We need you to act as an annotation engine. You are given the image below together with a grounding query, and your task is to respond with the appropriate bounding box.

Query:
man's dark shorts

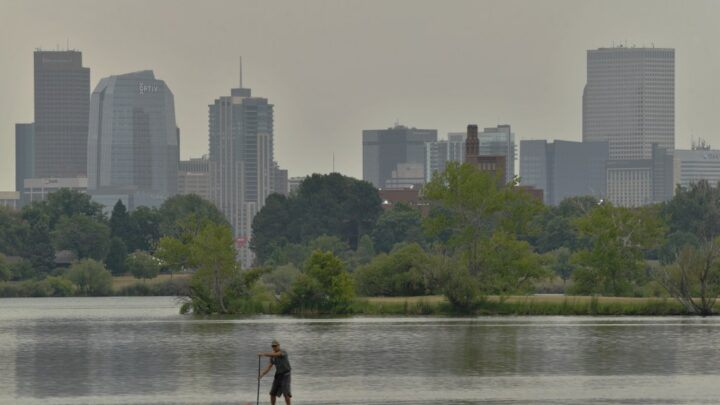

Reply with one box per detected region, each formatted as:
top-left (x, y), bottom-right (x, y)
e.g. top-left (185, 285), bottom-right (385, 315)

top-left (270, 372), bottom-right (292, 397)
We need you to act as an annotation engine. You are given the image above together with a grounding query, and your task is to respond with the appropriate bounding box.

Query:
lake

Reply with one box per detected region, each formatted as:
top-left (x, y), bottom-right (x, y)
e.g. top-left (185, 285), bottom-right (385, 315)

top-left (1, 297), bottom-right (720, 404)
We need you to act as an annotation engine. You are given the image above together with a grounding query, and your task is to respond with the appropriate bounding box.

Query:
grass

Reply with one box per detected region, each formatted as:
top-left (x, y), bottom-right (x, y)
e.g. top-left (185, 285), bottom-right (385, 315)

top-left (359, 295), bottom-right (688, 316)
top-left (112, 273), bottom-right (191, 290)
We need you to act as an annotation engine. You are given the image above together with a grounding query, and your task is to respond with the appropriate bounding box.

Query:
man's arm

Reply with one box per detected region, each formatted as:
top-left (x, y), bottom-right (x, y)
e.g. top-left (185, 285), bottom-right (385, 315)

top-left (258, 359), bottom-right (273, 380)
top-left (258, 351), bottom-right (285, 358)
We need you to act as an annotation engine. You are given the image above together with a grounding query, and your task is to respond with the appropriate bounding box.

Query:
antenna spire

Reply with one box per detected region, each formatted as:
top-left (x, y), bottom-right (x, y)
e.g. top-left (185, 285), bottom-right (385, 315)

top-left (239, 56), bottom-right (243, 88)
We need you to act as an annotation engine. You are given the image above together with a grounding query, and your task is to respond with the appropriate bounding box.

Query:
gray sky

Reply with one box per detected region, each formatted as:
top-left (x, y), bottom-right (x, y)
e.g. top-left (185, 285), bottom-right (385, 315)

top-left (1, 0), bottom-right (719, 191)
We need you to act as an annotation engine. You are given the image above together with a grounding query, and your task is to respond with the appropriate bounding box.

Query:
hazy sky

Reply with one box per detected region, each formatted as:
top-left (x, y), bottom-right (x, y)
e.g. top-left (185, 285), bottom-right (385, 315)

top-left (1, 0), bottom-right (719, 191)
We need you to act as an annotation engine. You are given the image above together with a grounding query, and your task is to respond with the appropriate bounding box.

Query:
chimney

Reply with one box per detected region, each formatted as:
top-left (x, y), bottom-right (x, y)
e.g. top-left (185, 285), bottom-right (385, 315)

top-left (465, 124), bottom-right (479, 163)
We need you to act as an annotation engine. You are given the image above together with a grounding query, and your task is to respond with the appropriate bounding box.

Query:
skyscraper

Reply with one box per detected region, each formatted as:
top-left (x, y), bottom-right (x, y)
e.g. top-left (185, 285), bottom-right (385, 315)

top-left (87, 70), bottom-right (178, 209)
top-left (208, 73), bottom-right (274, 267)
top-left (583, 46), bottom-right (674, 159)
top-left (362, 125), bottom-right (437, 188)
top-left (33, 50), bottom-right (90, 178)
top-left (583, 46), bottom-right (675, 206)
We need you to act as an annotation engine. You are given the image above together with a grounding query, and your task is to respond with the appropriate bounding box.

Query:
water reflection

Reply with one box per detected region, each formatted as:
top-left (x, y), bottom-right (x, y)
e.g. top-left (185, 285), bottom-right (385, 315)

top-left (3, 299), bottom-right (720, 404)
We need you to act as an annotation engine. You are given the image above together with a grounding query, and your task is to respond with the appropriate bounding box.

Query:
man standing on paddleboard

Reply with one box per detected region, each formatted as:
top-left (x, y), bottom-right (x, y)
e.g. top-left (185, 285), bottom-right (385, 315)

top-left (258, 339), bottom-right (292, 405)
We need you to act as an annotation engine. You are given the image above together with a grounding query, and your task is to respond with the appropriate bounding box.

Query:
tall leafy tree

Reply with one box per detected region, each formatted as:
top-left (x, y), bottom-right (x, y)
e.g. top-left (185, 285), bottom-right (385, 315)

top-left (570, 204), bottom-right (665, 296)
top-left (128, 206), bottom-right (161, 252)
top-left (371, 203), bottom-right (424, 253)
top-left (51, 214), bottom-right (111, 261)
top-left (252, 173), bottom-right (383, 263)
top-left (158, 194), bottom-right (227, 238)
top-left (282, 250), bottom-right (355, 313)
top-left (126, 250), bottom-right (160, 281)
top-left (109, 200), bottom-right (133, 246)
top-left (19, 205), bottom-right (55, 273)
top-left (0, 206), bottom-right (28, 256)
top-left (105, 237), bottom-right (128, 275)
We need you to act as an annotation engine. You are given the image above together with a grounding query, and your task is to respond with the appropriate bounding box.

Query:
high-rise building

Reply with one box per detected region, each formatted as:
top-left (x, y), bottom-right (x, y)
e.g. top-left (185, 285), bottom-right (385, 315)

top-left (33, 50), bottom-right (90, 178)
top-left (362, 125), bottom-right (437, 188)
top-left (15, 123), bottom-right (34, 195)
top-left (178, 156), bottom-right (212, 201)
top-left (583, 46), bottom-right (674, 160)
top-left (87, 71), bottom-right (178, 210)
top-left (465, 125), bottom-right (507, 184)
top-left (272, 163), bottom-right (289, 196)
top-left (520, 140), bottom-right (609, 205)
top-left (582, 46), bottom-right (674, 206)
top-left (478, 125), bottom-right (516, 180)
top-left (208, 72), bottom-right (274, 268)
top-left (605, 144), bottom-right (673, 207)
top-left (425, 141), bottom-right (449, 182)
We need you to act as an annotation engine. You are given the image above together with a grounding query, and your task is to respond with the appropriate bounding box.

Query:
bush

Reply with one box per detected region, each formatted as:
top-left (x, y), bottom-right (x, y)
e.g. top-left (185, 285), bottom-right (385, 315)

top-left (66, 259), bottom-right (113, 296)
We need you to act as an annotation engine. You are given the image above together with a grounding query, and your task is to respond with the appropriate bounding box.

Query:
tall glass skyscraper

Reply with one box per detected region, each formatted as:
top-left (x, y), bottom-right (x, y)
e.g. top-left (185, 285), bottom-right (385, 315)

top-left (33, 50), bottom-right (90, 178)
top-left (87, 71), bottom-right (178, 209)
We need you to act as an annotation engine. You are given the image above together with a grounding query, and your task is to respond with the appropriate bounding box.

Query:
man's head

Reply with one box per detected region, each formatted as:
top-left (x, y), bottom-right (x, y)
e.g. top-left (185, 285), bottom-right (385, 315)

top-left (271, 339), bottom-right (280, 352)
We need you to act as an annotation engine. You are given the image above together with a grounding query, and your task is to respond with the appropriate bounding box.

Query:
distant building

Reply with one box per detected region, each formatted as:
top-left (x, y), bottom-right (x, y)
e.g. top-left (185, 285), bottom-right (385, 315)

top-left (15, 123), bottom-right (34, 197)
top-left (178, 156), bottom-right (212, 201)
top-left (0, 192), bottom-right (21, 210)
top-left (606, 145), bottom-right (673, 207)
top-left (425, 141), bottom-right (449, 182)
top-left (520, 140), bottom-right (608, 205)
top-left (87, 70), bottom-right (179, 210)
top-left (583, 46), bottom-right (675, 160)
top-left (465, 125), bottom-right (507, 184)
top-left (478, 125), bottom-right (516, 180)
top-left (673, 149), bottom-right (720, 190)
top-left (362, 125), bottom-right (437, 188)
top-left (23, 177), bottom-right (87, 203)
top-left (288, 176), bottom-right (306, 194)
top-left (272, 163), bottom-right (289, 196)
top-left (208, 68), bottom-right (274, 268)
top-left (33, 50), bottom-right (90, 179)
top-left (378, 188), bottom-right (429, 216)
top-left (583, 46), bottom-right (675, 206)
top-left (385, 163), bottom-right (425, 189)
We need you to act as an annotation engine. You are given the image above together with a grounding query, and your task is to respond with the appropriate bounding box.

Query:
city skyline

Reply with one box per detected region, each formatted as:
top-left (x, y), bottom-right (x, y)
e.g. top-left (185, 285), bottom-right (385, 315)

top-left (2, 0), bottom-right (720, 191)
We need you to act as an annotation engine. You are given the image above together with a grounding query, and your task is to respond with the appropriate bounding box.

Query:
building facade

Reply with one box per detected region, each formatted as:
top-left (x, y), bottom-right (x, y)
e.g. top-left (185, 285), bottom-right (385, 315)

top-left (87, 70), bottom-right (178, 210)
top-left (673, 149), bottom-right (720, 190)
top-left (208, 83), bottom-right (274, 268)
top-left (582, 46), bottom-right (675, 207)
top-left (15, 123), bottom-right (34, 195)
top-left (23, 177), bottom-right (88, 203)
top-left (478, 125), bottom-right (516, 180)
top-left (605, 145), bottom-right (673, 207)
top-left (178, 156), bottom-right (212, 201)
top-left (520, 140), bottom-right (609, 205)
top-left (0, 192), bottom-right (21, 210)
top-left (33, 50), bottom-right (90, 178)
top-left (362, 125), bottom-right (437, 188)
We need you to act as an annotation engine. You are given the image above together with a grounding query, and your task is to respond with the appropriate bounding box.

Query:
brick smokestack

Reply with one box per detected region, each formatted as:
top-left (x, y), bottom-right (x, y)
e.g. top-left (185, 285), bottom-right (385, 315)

top-left (465, 124), bottom-right (479, 164)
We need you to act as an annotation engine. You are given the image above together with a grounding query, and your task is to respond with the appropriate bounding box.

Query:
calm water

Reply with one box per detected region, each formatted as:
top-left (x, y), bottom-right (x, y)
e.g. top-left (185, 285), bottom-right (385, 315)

top-left (1, 297), bottom-right (720, 404)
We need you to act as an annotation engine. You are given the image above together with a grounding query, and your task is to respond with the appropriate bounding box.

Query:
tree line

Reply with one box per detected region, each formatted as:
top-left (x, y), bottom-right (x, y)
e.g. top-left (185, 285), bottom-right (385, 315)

top-left (3, 165), bottom-right (720, 315)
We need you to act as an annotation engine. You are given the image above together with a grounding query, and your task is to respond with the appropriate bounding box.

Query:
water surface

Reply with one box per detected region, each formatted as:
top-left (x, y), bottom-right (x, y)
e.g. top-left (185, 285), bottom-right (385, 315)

top-left (1, 297), bottom-right (720, 404)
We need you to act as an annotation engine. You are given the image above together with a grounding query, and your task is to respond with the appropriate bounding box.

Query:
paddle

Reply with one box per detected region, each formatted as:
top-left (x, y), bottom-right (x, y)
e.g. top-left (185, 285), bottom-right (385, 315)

top-left (256, 354), bottom-right (261, 405)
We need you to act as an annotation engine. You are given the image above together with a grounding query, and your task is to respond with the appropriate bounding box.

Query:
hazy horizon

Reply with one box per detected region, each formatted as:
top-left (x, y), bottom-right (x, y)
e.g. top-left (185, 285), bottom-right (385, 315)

top-left (2, 0), bottom-right (719, 191)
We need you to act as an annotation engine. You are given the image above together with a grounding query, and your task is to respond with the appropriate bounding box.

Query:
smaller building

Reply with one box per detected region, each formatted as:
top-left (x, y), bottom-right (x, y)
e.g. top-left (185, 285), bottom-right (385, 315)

top-left (0, 192), bottom-right (21, 210)
top-left (378, 187), bottom-right (429, 216)
top-left (178, 156), bottom-right (212, 201)
top-left (673, 149), bottom-right (720, 190)
top-left (273, 163), bottom-right (289, 196)
top-left (23, 177), bottom-right (88, 203)
top-left (288, 176), bottom-right (306, 194)
top-left (606, 144), bottom-right (673, 207)
top-left (385, 163), bottom-right (425, 189)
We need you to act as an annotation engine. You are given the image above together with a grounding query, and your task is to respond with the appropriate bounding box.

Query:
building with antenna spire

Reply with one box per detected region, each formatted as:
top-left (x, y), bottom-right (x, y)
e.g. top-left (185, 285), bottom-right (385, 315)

top-left (208, 59), bottom-right (275, 268)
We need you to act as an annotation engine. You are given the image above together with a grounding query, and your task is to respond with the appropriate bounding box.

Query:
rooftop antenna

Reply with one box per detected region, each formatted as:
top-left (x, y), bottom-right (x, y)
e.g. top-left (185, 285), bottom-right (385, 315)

top-left (239, 56), bottom-right (243, 88)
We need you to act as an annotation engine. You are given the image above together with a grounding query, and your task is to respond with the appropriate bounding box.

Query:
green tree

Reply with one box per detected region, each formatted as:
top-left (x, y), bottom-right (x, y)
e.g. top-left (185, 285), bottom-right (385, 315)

top-left (128, 206), bottom-right (161, 252)
top-left (0, 254), bottom-right (11, 282)
top-left (655, 239), bottom-right (720, 316)
top-left (371, 203), bottom-right (424, 253)
top-left (549, 247), bottom-right (575, 285)
top-left (37, 188), bottom-right (105, 229)
top-left (189, 223), bottom-right (239, 313)
top-left (105, 237), bottom-right (128, 275)
top-left (65, 259), bottom-right (113, 296)
top-left (125, 250), bottom-right (160, 281)
top-left (354, 243), bottom-right (441, 296)
top-left (261, 264), bottom-right (301, 296)
top-left (422, 162), bottom-right (545, 306)
top-left (570, 204), bottom-right (665, 296)
top-left (19, 206), bottom-right (55, 273)
top-left (109, 200), bottom-right (133, 246)
top-left (252, 173), bottom-right (382, 263)
top-left (533, 196), bottom-right (599, 253)
top-left (155, 236), bottom-right (190, 278)
top-left (0, 206), bottom-right (28, 256)
top-left (51, 214), bottom-right (111, 261)
top-left (662, 180), bottom-right (720, 243)
top-left (158, 194), bottom-right (227, 238)
top-left (282, 250), bottom-right (356, 313)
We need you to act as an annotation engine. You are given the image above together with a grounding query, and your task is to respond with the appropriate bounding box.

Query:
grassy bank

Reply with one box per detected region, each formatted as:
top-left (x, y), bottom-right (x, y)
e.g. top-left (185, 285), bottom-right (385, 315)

top-left (356, 295), bottom-right (689, 316)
